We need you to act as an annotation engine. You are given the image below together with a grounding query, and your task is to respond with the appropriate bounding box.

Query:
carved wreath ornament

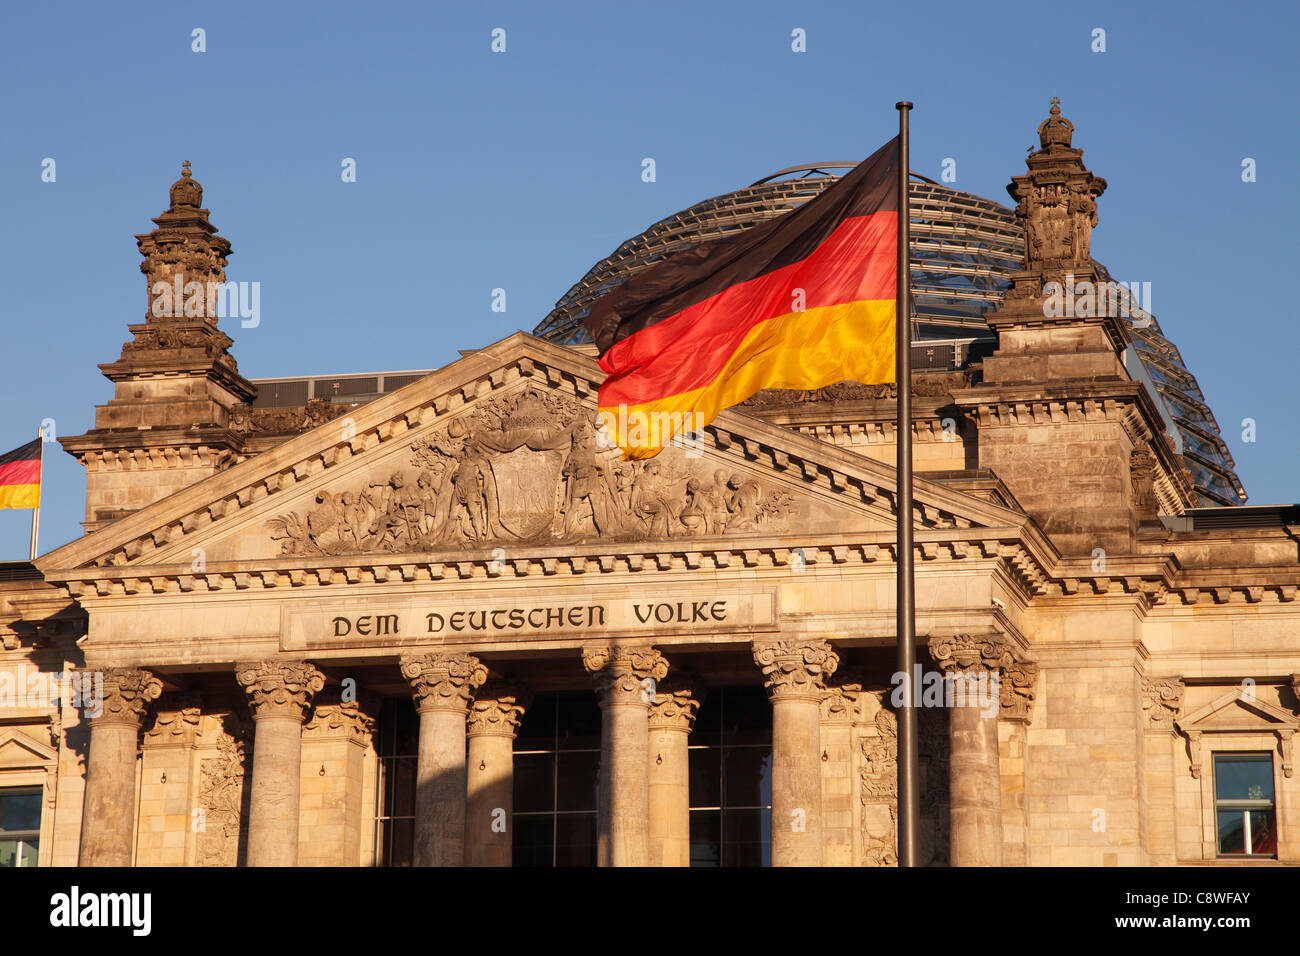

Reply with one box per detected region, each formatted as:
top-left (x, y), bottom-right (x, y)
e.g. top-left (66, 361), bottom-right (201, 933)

top-left (266, 387), bottom-right (795, 555)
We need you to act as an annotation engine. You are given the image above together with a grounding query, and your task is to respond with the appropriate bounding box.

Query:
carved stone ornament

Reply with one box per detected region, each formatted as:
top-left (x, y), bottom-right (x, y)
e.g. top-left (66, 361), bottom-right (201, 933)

top-left (753, 640), bottom-right (839, 701)
top-left (860, 701), bottom-right (899, 867)
top-left (999, 661), bottom-right (1039, 723)
top-left (400, 654), bottom-right (487, 714)
top-left (648, 675), bottom-right (705, 732)
top-left (265, 386), bottom-right (796, 555)
top-left (821, 672), bottom-right (865, 724)
top-left (583, 645), bottom-right (669, 705)
top-left (144, 694), bottom-right (203, 746)
top-left (230, 398), bottom-right (347, 438)
top-left (927, 633), bottom-right (1016, 676)
top-left (94, 667), bottom-right (164, 727)
top-left (235, 661), bottom-right (325, 721)
top-left (1005, 99), bottom-right (1107, 275)
top-left (1130, 448), bottom-right (1159, 523)
top-left (467, 680), bottom-right (533, 738)
top-left (1141, 677), bottom-right (1185, 730)
top-left (303, 701), bottom-right (376, 744)
top-left (197, 721), bottom-right (247, 867)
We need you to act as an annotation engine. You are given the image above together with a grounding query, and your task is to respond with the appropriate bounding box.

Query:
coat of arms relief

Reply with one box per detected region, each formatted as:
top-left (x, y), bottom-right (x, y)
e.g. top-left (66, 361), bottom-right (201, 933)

top-left (265, 387), bottom-right (796, 555)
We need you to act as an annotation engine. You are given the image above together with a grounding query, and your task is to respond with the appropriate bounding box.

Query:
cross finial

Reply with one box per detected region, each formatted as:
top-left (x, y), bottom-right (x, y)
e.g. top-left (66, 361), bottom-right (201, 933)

top-left (1049, 97), bottom-right (1061, 114)
top-left (182, 160), bottom-right (192, 178)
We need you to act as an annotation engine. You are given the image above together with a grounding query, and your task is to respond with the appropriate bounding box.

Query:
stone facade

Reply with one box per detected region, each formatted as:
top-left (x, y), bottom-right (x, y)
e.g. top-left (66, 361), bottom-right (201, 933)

top-left (2, 107), bottom-right (1299, 867)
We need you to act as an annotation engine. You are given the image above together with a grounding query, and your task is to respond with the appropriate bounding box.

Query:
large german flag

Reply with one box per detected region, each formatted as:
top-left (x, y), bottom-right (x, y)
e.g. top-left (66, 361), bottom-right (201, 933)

top-left (0, 439), bottom-right (41, 510)
top-left (586, 137), bottom-right (899, 458)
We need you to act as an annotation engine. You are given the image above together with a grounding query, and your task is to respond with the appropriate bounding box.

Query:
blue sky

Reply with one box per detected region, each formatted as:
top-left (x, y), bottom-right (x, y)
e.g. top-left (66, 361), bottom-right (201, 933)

top-left (1, 0), bottom-right (1296, 557)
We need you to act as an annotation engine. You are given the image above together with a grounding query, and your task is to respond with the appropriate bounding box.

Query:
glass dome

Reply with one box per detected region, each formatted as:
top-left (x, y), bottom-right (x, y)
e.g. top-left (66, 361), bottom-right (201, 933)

top-left (532, 166), bottom-right (1244, 506)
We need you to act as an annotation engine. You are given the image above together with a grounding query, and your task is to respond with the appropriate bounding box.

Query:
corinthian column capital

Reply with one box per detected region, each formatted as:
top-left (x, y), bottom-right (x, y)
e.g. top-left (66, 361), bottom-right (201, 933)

top-left (928, 633), bottom-right (1016, 676)
top-left (400, 653), bottom-right (486, 714)
top-left (235, 660), bottom-right (324, 721)
top-left (583, 644), bottom-right (668, 707)
top-left (648, 676), bottom-right (705, 732)
top-left (468, 680), bottom-right (533, 738)
top-left (999, 660), bottom-right (1039, 722)
top-left (753, 640), bottom-right (839, 702)
top-left (94, 667), bottom-right (163, 727)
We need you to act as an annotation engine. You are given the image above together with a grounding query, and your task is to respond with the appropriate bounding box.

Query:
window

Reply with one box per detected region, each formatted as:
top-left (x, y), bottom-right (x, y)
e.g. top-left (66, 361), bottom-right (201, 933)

top-left (373, 698), bottom-right (418, 867)
top-left (688, 686), bottom-right (772, 867)
top-left (512, 692), bottom-right (602, 866)
top-left (1213, 753), bottom-right (1276, 858)
top-left (0, 788), bottom-right (42, 868)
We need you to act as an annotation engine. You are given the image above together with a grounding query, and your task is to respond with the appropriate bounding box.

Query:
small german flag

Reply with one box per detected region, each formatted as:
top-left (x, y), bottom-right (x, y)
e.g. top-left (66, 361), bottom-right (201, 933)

top-left (0, 438), bottom-right (42, 510)
top-left (586, 137), bottom-right (899, 458)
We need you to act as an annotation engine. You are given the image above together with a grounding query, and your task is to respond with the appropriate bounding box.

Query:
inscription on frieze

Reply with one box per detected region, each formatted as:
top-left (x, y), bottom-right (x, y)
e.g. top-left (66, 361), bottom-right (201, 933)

top-left (265, 387), bottom-right (796, 554)
top-left (282, 590), bottom-right (775, 650)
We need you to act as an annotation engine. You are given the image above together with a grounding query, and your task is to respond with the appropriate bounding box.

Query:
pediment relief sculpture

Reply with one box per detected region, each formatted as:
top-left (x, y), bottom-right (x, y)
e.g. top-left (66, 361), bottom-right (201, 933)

top-left (264, 386), bottom-right (798, 555)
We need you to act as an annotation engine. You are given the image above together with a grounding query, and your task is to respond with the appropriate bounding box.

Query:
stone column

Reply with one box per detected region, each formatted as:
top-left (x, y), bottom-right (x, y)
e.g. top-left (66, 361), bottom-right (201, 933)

top-left (466, 680), bottom-right (531, 867)
top-left (753, 640), bottom-right (838, 867)
top-left (400, 653), bottom-right (486, 867)
top-left (79, 667), bottom-right (163, 866)
top-left (928, 633), bottom-right (1014, 867)
top-left (138, 694), bottom-right (203, 867)
top-left (236, 660), bottom-right (324, 867)
top-left (583, 644), bottom-right (669, 867)
top-left (299, 699), bottom-right (376, 866)
top-left (998, 659), bottom-right (1038, 866)
top-left (647, 676), bottom-right (704, 867)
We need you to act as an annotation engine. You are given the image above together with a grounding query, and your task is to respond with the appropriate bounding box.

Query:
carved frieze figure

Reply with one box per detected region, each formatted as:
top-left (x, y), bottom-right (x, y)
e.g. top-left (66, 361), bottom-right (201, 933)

top-left (860, 704), bottom-right (899, 867)
top-left (266, 387), bottom-right (797, 554)
top-left (561, 420), bottom-right (620, 536)
top-left (726, 473), bottom-right (762, 531)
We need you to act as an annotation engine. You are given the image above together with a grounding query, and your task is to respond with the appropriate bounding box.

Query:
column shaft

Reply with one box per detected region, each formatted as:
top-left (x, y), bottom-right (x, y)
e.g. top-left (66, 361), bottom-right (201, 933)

top-left (648, 725), bottom-right (690, 866)
top-left (415, 709), bottom-right (469, 865)
top-left (236, 660), bottom-right (324, 868)
top-left (247, 716), bottom-right (305, 866)
top-left (466, 681), bottom-right (530, 867)
top-left (401, 653), bottom-right (486, 867)
top-left (466, 733), bottom-right (513, 866)
top-left (647, 677), bottom-right (702, 867)
top-left (754, 640), bottom-right (838, 868)
top-left (584, 644), bottom-right (668, 867)
top-left (947, 701), bottom-right (1002, 866)
top-left (79, 668), bottom-right (162, 867)
top-left (930, 634), bottom-right (1015, 867)
top-left (602, 698), bottom-right (650, 866)
top-left (771, 697), bottom-right (823, 865)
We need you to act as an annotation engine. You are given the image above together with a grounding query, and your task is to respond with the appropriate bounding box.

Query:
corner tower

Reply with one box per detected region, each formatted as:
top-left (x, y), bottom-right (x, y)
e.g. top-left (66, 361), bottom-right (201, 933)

top-left (61, 163), bottom-right (257, 532)
top-left (954, 100), bottom-right (1196, 555)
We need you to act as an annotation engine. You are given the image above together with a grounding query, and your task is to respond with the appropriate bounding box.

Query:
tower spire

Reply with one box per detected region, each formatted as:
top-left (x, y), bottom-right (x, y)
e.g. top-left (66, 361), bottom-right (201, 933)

top-left (59, 163), bottom-right (257, 531)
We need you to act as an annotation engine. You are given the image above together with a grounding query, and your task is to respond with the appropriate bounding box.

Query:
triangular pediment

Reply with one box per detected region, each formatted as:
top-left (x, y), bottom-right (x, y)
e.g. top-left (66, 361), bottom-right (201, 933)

top-left (0, 729), bottom-right (58, 769)
top-left (39, 333), bottom-right (1038, 579)
top-left (1177, 689), bottom-right (1300, 733)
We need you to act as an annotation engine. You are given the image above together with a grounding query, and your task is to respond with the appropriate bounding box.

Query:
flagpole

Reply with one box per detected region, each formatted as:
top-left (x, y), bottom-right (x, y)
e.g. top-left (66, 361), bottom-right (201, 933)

top-left (28, 425), bottom-right (42, 561)
top-left (894, 101), bottom-right (920, 867)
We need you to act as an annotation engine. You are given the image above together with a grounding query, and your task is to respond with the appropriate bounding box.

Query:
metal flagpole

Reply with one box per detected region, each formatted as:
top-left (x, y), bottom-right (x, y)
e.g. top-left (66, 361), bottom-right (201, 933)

top-left (894, 101), bottom-right (920, 867)
top-left (28, 425), bottom-right (42, 561)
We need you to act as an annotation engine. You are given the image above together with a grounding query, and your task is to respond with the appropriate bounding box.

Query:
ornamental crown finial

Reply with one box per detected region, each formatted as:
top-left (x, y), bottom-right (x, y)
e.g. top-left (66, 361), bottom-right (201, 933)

top-left (169, 160), bottom-right (203, 209)
top-left (1037, 96), bottom-right (1074, 148)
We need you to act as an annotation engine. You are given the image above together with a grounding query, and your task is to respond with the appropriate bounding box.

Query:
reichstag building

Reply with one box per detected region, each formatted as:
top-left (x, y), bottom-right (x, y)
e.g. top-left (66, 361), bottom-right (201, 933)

top-left (1, 101), bottom-right (1295, 868)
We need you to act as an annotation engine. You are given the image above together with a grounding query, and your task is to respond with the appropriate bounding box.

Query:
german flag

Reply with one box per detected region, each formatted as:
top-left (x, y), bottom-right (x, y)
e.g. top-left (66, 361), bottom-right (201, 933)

top-left (0, 439), bottom-right (42, 510)
top-left (586, 137), bottom-right (899, 458)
